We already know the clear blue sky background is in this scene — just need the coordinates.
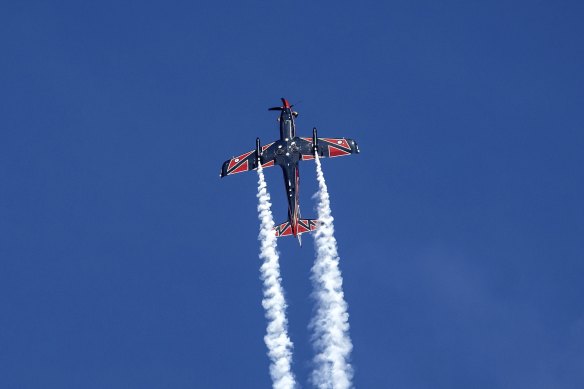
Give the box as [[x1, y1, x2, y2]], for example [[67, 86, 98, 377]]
[[1, 1, 583, 388]]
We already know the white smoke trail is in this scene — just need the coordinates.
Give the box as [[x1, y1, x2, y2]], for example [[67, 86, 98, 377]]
[[256, 164, 297, 389], [310, 155, 354, 389]]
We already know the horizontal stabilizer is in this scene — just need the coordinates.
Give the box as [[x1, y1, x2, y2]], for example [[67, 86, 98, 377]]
[[274, 219, 318, 237]]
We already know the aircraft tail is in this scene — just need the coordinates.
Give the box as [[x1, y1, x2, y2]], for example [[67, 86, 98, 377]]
[[274, 219, 318, 237]]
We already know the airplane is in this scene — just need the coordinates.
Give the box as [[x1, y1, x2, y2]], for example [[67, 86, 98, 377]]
[[220, 98, 359, 245]]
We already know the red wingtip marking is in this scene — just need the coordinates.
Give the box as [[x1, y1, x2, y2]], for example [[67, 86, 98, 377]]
[[232, 160, 249, 174], [302, 155, 315, 160], [228, 151, 253, 170], [323, 138, 350, 149], [328, 145, 351, 157], [262, 160, 274, 168]]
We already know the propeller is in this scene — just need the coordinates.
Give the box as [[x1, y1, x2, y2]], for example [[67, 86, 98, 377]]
[[268, 97, 294, 111]]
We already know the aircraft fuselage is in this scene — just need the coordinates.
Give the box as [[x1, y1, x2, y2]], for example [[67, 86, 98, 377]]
[[273, 105, 302, 238]]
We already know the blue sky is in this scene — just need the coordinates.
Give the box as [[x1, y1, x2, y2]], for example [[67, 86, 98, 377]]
[[1, 1, 583, 388]]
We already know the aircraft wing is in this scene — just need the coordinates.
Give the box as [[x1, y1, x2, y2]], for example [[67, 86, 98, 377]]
[[297, 137, 360, 160], [220, 142, 278, 177]]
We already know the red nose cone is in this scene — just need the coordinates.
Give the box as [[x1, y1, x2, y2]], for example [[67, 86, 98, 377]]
[[281, 98, 291, 109]]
